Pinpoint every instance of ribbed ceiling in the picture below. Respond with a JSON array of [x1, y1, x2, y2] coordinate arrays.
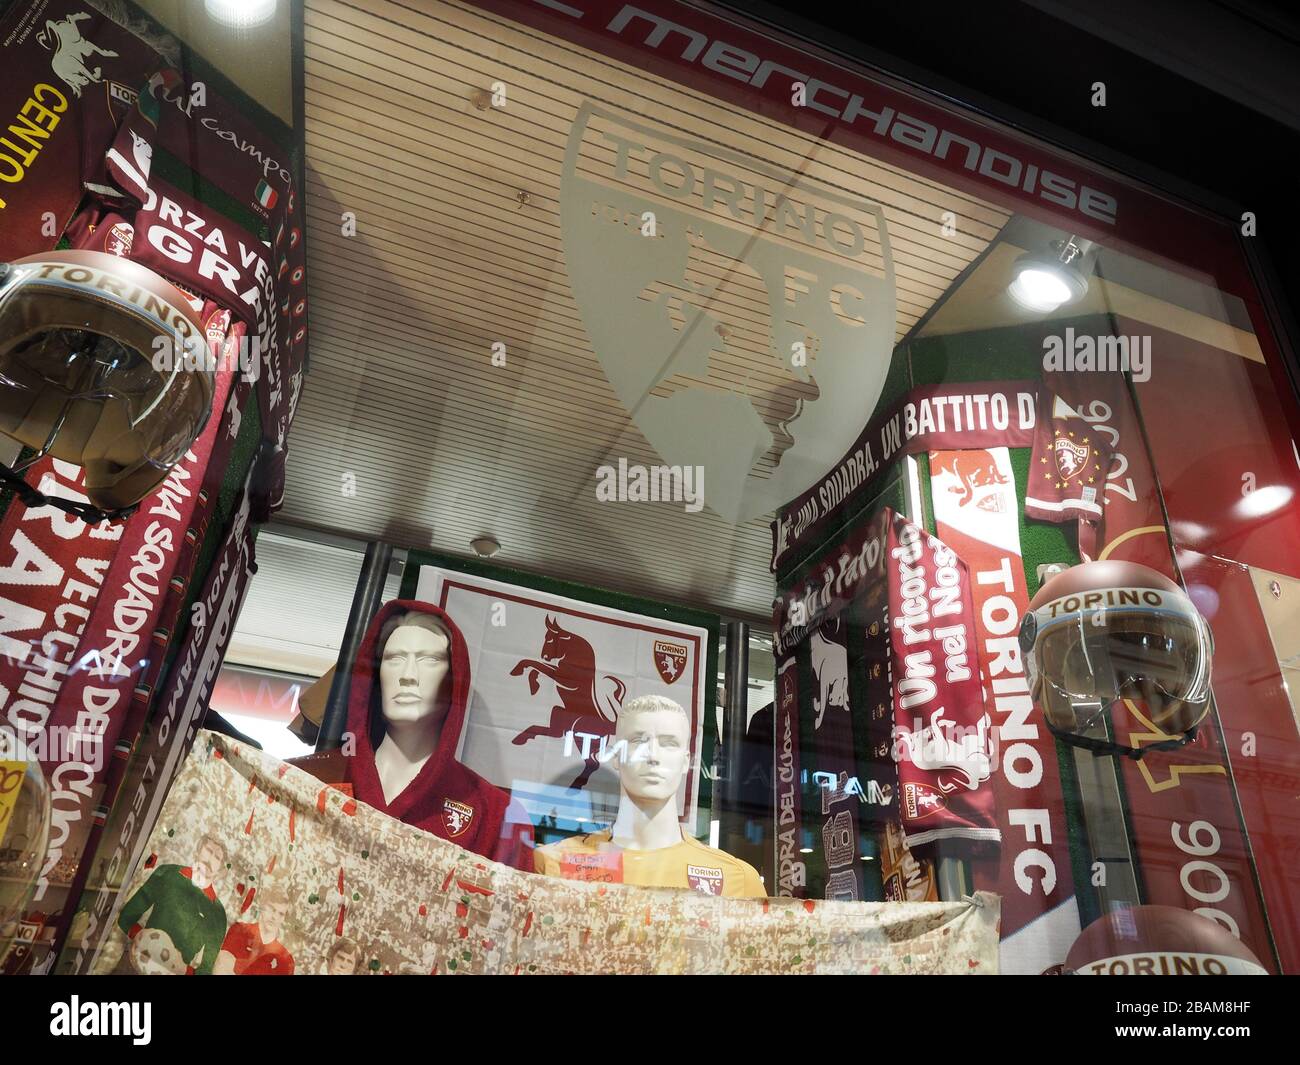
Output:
[[283, 0, 1010, 620]]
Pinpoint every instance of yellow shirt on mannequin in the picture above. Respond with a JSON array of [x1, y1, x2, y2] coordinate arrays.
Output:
[[534, 829, 767, 898]]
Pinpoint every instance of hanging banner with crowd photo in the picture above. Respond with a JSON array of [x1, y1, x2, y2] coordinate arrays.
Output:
[[90, 731, 1001, 975], [930, 446, 1081, 974], [414, 567, 709, 828], [68, 484, 258, 975]]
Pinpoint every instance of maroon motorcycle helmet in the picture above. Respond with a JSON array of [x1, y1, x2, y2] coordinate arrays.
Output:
[[1066, 905, 1267, 975]]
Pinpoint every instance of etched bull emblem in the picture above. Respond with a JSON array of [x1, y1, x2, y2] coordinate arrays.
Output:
[[37, 12, 119, 99], [510, 615, 627, 789], [561, 103, 896, 523]]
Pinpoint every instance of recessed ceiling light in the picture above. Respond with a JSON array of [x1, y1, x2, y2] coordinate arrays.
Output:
[[470, 536, 500, 558], [205, 0, 276, 29]]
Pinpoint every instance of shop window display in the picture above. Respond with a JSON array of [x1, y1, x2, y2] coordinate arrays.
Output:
[[0, 0, 1294, 984]]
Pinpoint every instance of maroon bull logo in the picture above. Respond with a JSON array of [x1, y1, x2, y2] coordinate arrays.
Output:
[[510, 615, 627, 789], [935, 449, 1009, 506]]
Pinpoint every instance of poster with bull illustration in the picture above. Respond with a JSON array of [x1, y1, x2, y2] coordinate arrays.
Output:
[[415, 567, 709, 829]]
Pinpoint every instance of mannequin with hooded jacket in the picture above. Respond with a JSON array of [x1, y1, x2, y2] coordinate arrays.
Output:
[[290, 600, 533, 869]]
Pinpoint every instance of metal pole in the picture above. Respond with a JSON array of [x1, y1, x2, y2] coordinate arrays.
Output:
[[720, 620, 749, 851], [317, 540, 392, 751]]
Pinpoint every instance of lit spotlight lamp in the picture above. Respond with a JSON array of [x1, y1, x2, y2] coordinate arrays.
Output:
[[1008, 235, 1092, 314], [205, 0, 277, 29]]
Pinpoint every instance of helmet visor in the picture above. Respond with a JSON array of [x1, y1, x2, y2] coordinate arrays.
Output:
[[0, 258, 213, 510], [1023, 592, 1212, 738]]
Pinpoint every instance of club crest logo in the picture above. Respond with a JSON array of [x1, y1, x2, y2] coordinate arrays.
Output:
[[1053, 434, 1091, 480], [108, 81, 136, 108], [903, 781, 947, 820], [205, 308, 231, 350], [102, 222, 134, 257], [687, 865, 723, 895], [653, 639, 688, 684], [442, 799, 474, 838], [561, 102, 896, 524], [895, 708, 993, 796]]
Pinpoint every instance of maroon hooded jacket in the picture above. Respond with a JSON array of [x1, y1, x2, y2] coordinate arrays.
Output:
[[291, 600, 533, 869]]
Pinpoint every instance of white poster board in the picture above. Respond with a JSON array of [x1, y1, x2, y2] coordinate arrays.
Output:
[[416, 567, 710, 828]]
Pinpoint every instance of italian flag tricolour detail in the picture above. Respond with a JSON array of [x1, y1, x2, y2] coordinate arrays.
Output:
[[255, 180, 278, 209]]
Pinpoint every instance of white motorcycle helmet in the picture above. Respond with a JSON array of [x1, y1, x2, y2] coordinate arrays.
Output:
[[1019, 560, 1214, 759], [0, 251, 213, 521]]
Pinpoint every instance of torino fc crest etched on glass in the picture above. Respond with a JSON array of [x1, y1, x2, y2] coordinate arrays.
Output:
[[562, 103, 897, 522]]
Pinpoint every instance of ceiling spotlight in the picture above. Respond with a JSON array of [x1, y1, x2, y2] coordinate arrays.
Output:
[[1008, 235, 1092, 314], [205, 0, 277, 29], [470, 535, 501, 558]]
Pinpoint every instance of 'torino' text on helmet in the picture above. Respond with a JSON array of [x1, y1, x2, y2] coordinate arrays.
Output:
[[1019, 560, 1213, 759], [0, 251, 214, 520], [1065, 905, 1267, 975]]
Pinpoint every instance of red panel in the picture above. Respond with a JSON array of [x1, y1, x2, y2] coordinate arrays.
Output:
[[1130, 321, 1300, 579], [1175, 550, 1300, 973]]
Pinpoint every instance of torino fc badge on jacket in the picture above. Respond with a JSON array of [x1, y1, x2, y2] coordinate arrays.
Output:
[[442, 799, 474, 838]]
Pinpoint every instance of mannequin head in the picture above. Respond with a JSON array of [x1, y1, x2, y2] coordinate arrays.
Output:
[[377, 612, 453, 733], [616, 695, 690, 805]]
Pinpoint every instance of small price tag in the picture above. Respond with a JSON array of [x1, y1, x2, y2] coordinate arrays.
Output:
[[0, 761, 26, 847]]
